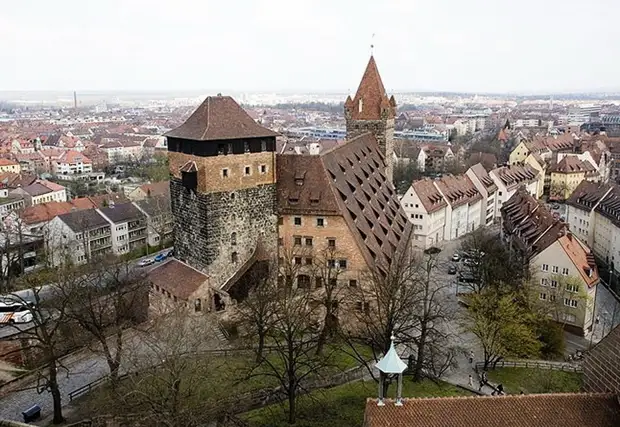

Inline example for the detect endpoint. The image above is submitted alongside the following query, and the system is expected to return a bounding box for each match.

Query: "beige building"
[502,187,599,335]
[549,156,598,201]
[0,158,21,174]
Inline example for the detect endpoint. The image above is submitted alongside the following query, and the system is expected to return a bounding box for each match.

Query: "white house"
[489,164,540,217]
[466,163,498,227]
[98,202,148,255]
[52,150,93,176]
[11,180,67,206]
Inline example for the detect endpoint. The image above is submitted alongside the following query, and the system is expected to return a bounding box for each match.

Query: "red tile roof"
[58,150,91,164]
[139,181,170,198]
[345,56,396,121]
[559,234,599,288]
[148,260,208,300]
[20,198,94,224]
[0,158,18,167]
[411,179,448,214]
[164,96,279,141]
[363,394,620,427]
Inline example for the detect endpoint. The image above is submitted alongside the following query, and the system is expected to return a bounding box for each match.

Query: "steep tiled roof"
[320,133,412,270]
[594,184,620,228]
[566,181,612,212]
[558,234,599,287]
[58,150,91,164]
[276,154,340,216]
[138,181,170,198]
[345,56,395,121]
[148,259,208,300]
[584,324,620,393]
[435,175,482,208]
[468,163,497,192]
[21,198,95,224]
[363,394,620,427]
[411,179,447,214]
[552,156,596,174]
[0,158,18,167]
[491,164,539,190]
[501,187,566,258]
[164,96,279,141]
[0,172,36,189]
[88,192,130,208]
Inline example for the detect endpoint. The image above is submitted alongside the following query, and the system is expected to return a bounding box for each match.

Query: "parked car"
[154,253,166,262]
[166,249,174,258]
[448,265,457,275]
[451,253,460,262]
[138,258,155,267]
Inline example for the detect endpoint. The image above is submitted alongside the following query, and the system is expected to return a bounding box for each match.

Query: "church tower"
[345,56,396,182]
[165,96,279,288]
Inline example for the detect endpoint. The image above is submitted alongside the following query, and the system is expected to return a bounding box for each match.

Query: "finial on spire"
[370,33,375,56]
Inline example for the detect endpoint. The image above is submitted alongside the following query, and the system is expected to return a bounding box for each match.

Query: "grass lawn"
[243,378,471,427]
[486,367,582,394]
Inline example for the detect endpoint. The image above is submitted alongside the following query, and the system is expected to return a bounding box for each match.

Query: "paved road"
[0,315,226,422]
[0,248,172,340]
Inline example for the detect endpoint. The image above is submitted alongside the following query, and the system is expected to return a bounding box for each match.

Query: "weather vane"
[371,33,375,55]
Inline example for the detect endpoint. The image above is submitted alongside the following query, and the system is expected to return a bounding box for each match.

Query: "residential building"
[10,180,67,206]
[52,150,93,176]
[13,198,95,234]
[489,165,540,217]
[134,195,173,247]
[549,156,598,201]
[47,209,112,265]
[127,181,170,201]
[501,188,599,335]
[523,152,547,198]
[344,55,396,181]
[0,158,20,174]
[401,169,483,249]
[0,197,25,220]
[98,203,148,255]
[566,180,620,274]
[400,179,447,248]
[466,163,498,226]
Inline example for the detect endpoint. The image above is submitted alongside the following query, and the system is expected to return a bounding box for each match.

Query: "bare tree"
[246,285,328,425]
[59,257,150,384]
[409,252,457,382]
[7,266,84,424]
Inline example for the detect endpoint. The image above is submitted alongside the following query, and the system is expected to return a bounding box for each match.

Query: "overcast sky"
[2,0,618,93]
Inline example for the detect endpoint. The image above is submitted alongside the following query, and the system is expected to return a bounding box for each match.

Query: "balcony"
[128,220,147,231]
[129,231,146,243]
[90,237,112,250]
[89,227,111,239]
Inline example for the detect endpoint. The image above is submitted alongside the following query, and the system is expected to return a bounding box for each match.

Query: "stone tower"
[165,96,279,288]
[345,55,397,182]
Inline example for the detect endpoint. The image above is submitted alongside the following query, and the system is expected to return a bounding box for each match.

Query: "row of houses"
[401,162,541,248]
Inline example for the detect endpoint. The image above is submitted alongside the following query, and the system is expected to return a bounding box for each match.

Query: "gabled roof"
[491,164,539,190]
[58,209,109,232]
[363,394,620,427]
[88,192,130,208]
[138,181,170,198]
[558,234,599,288]
[0,158,18,167]
[134,195,171,217]
[468,163,497,192]
[21,198,95,225]
[435,175,482,209]
[411,179,447,214]
[99,203,145,224]
[552,156,597,174]
[566,181,612,212]
[164,96,279,141]
[345,56,395,121]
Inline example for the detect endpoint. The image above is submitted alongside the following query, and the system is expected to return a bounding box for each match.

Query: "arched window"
[231,232,237,246]
[231,252,238,263]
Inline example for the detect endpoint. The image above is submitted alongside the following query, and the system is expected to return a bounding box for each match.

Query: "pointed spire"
[346,56,395,121]
[376,335,407,374]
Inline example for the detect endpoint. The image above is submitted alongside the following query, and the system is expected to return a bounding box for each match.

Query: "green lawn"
[486,367,582,394]
[243,378,471,427]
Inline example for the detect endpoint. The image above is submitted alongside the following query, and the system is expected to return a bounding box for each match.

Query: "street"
[0,248,172,340]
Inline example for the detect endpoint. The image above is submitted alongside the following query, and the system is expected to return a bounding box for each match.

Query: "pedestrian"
[469,350,475,364]
[478,380,483,392]
[468,374,474,388]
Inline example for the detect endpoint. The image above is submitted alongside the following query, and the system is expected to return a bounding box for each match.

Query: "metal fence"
[475,359,582,373]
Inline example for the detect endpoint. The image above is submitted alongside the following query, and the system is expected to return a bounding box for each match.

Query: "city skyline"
[2,0,619,93]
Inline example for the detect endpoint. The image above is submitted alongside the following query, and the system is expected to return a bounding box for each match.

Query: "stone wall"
[583,324,620,392]
[170,178,278,288]
[345,117,395,182]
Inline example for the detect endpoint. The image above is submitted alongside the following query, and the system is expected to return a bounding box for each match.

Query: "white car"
[451,253,460,262]
[0,301,34,324]
[138,258,155,267]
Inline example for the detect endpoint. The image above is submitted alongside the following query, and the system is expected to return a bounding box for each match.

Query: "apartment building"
[47,209,113,265]
[134,195,173,247]
[489,164,540,217]
[466,163,498,227]
[566,180,620,275]
[10,180,67,206]
[502,188,598,335]
[401,169,483,248]
[98,203,148,255]
[52,150,93,176]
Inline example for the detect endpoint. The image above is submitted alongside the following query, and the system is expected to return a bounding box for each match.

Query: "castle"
[163,56,406,310]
